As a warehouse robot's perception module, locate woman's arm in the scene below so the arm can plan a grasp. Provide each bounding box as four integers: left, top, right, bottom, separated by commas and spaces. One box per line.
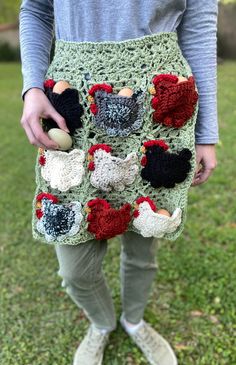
20, 0, 55, 98
177, 0, 218, 185
19, 0, 69, 149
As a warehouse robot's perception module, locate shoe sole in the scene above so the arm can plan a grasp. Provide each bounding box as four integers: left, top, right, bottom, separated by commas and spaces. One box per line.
120, 316, 178, 365
73, 351, 103, 365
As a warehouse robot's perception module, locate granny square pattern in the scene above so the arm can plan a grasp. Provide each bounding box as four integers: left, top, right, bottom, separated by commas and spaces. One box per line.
31, 32, 199, 245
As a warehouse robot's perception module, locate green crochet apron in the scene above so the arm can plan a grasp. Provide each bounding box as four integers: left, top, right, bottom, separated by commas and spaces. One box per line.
32, 31, 199, 245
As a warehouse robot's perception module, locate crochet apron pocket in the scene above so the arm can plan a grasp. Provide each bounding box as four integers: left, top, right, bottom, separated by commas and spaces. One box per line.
140, 139, 192, 188
85, 198, 132, 240
42, 79, 84, 135
132, 197, 182, 238
86, 79, 146, 137
38, 148, 86, 192
35, 192, 83, 242
147, 73, 199, 129
86, 143, 139, 192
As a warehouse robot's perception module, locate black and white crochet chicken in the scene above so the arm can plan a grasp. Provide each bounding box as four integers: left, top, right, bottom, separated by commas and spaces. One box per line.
36, 192, 83, 242
88, 83, 145, 137
140, 140, 192, 188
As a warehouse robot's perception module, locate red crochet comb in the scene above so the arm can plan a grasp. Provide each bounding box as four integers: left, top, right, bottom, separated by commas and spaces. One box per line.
87, 198, 111, 209
152, 74, 178, 87
135, 196, 157, 212
88, 83, 113, 96
143, 140, 169, 151
88, 143, 112, 156
36, 192, 59, 203
43, 79, 56, 89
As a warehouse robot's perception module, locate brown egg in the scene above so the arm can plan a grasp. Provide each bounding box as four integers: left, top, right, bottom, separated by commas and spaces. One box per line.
157, 209, 171, 217
177, 76, 188, 84
53, 80, 71, 94
118, 87, 134, 97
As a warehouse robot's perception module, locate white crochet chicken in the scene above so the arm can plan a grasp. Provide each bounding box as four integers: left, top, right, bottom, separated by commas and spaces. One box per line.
39, 148, 85, 192
87, 143, 139, 192
132, 196, 182, 238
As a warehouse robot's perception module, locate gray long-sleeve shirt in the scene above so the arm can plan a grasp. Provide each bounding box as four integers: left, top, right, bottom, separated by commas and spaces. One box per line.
19, 0, 219, 144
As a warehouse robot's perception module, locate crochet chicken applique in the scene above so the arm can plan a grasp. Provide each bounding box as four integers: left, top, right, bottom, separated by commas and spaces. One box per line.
132, 197, 182, 238
140, 140, 192, 188
35, 192, 83, 242
87, 83, 145, 136
85, 198, 132, 240
42, 79, 84, 134
38, 148, 85, 192
87, 143, 139, 192
149, 74, 198, 128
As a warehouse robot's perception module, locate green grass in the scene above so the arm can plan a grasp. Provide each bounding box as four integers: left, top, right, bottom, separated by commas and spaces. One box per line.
0, 62, 236, 365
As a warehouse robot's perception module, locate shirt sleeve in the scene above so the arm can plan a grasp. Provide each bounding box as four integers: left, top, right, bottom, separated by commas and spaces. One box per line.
177, 0, 219, 144
19, 0, 54, 99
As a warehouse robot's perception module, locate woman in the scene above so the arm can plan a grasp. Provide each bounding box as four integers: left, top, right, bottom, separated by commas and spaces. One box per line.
19, 1, 218, 364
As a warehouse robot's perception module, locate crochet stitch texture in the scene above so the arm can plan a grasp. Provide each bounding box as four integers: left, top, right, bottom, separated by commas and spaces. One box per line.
40, 149, 85, 192
36, 197, 83, 242
32, 32, 199, 245
133, 200, 182, 238
90, 88, 145, 136
88, 144, 139, 192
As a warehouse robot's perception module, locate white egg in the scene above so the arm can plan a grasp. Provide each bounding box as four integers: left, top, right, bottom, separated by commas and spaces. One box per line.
48, 128, 73, 150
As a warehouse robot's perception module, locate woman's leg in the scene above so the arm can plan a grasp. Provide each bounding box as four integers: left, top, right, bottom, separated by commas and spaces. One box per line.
119, 230, 158, 324
54, 238, 117, 331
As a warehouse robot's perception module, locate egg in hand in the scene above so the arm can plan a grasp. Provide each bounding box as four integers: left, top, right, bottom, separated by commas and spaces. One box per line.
47, 128, 73, 151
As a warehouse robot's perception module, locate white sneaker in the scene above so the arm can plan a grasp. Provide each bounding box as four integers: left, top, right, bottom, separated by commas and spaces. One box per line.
120, 313, 178, 365
73, 324, 110, 365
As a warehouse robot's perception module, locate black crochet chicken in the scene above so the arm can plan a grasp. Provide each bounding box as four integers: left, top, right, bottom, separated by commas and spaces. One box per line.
42, 79, 84, 134
140, 140, 192, 188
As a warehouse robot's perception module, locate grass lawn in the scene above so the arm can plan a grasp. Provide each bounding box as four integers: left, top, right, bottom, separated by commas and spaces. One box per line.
0, 62, 236, 365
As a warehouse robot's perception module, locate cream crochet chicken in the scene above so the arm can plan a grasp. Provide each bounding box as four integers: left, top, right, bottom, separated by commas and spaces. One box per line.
39, 148, 85, 192
87, 143, 139, 192
133, 196, 182, 238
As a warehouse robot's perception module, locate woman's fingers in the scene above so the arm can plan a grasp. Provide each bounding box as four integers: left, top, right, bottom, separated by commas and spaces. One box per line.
191, 168, 211, 186
30, 119, 59, 149
21, 115, 59, 149
47, 107, 70, 133
191, 145, 217, 187
21, 120, 43, 148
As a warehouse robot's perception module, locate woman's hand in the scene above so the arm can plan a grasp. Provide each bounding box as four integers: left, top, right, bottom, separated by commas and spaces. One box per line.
191, 144, 217, 186
20, 87, 70, 149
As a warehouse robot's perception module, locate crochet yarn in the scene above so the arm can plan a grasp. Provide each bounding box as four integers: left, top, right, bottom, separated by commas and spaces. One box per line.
133, 197, 182, 238
87, 143, 139, 192
36, 193, 83, 242
32, 32, 199, 245
151, 74, 198, 128
42, 86, 84, 134
86, 198, 132, 240
140, 140, 192, 188
88, 83, 145, 136
40, 148, 85, 192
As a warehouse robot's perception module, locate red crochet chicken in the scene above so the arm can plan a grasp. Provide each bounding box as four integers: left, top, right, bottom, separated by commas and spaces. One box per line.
85, 198, 132, 240
149, 74, 198, 128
